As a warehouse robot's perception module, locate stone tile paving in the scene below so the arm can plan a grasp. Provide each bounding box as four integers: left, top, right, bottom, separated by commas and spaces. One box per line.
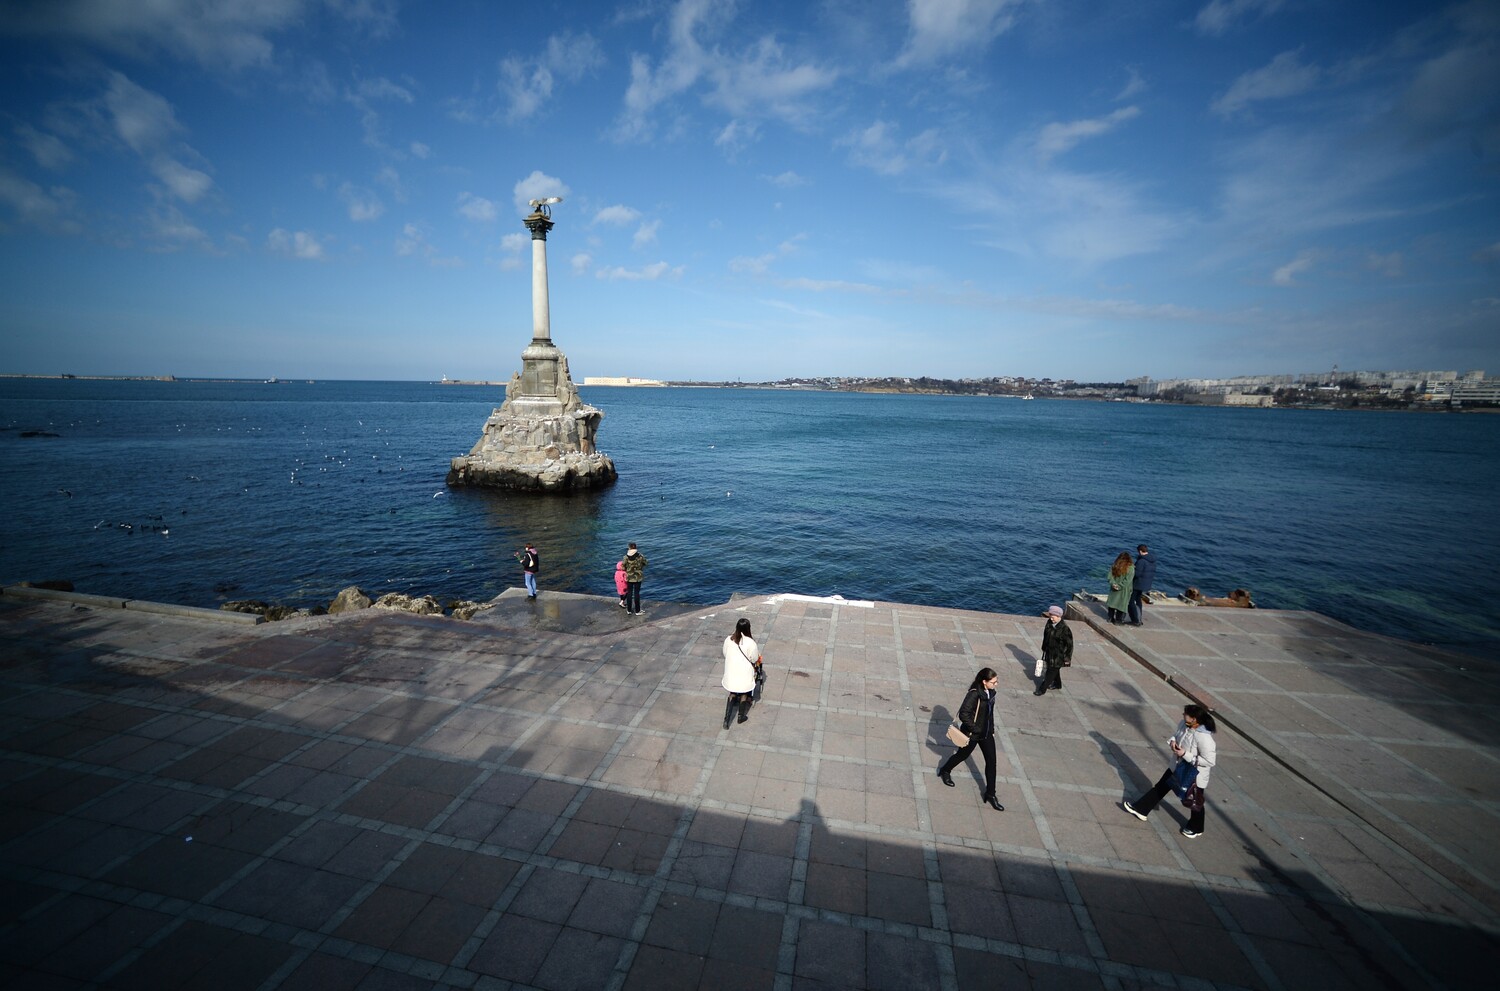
0, 588, 1495, 990
1084, 597, 1500, 929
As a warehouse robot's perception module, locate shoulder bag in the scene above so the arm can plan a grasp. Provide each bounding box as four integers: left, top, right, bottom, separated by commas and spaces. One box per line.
737, 641, 765, 702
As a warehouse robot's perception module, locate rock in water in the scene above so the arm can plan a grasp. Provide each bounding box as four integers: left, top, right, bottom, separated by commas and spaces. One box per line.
328, 586, 373, 614
372, 592, 443, 615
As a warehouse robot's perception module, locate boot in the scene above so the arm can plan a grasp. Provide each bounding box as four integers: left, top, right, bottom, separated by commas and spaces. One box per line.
736, 698, 751, 724
723, 696, 737, 730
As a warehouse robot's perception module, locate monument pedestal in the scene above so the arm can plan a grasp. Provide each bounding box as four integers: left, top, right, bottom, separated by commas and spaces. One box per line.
447, 351, 617, 492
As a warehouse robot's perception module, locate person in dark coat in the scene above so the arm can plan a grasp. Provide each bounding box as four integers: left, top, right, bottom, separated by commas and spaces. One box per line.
937, 668, 1004, 811
520, 543, 539, 600
1034, 605, 1073, 696
1128, 544, 1157, 626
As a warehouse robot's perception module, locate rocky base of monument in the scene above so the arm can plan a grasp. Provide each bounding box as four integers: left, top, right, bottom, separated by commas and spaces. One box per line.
446, 450, 617, 492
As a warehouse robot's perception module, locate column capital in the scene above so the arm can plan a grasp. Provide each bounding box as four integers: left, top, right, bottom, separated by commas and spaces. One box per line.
523, 211, 554, 240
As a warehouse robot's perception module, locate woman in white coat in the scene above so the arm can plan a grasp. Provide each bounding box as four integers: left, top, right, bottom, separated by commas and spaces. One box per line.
1122, 703, 1217, 838
721, 618, 762, 729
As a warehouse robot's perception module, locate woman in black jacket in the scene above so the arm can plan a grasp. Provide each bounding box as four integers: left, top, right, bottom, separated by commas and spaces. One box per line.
937, 668, 1004, 811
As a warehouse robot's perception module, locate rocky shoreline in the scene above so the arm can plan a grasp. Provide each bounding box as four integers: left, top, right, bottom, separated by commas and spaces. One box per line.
220, 585, 500, 622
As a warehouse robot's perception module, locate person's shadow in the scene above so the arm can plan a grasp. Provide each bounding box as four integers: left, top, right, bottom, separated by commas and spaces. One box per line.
1006, 643, 1037, 681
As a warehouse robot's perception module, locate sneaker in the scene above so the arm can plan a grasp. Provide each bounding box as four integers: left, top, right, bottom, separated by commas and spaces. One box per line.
636, 611, 646, 617
618, 601, 626, 609
1180, 827, 1201, 839
1122, 801, 1148, 822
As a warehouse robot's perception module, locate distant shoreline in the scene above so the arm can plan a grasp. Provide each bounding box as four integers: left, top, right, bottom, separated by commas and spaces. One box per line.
4, 374, 1493, 413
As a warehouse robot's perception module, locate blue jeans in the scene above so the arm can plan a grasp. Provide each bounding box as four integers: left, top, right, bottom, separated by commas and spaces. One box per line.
1128, 589, 1145, 624
525, 572, 537, 597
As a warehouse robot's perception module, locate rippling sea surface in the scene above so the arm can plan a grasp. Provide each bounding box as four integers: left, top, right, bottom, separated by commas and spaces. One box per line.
3, 379, 1499, 660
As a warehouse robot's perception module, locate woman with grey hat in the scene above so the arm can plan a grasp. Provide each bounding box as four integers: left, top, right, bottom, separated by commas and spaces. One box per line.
1034, 605, 1072, 696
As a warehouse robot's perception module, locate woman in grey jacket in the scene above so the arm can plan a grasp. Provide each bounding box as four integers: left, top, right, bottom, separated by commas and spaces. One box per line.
1122, 703, 1217, 838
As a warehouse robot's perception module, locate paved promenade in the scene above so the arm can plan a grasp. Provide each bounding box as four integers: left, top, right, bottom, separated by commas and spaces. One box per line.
1, 586, 1496, 990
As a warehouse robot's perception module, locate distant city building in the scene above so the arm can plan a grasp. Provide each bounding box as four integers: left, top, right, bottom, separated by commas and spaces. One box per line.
582, 377, 666, 387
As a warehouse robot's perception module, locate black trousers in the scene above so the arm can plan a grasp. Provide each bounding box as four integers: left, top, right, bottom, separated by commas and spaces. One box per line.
1038, 661, 1062, 691
939, 734, 997, 798
1133, 768, 1206, 832
625, 581, 642, 613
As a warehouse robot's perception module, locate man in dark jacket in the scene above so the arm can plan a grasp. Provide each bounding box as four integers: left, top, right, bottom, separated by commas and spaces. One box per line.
1035, 605, 1073, 696
1128, 544, 1157, 626
521, 543, 539, 600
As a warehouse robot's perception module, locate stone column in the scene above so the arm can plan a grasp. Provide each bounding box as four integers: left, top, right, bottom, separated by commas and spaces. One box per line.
524, 209, 554, 344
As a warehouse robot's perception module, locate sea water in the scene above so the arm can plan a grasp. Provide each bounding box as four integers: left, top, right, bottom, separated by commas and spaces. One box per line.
3, 379, 1498, 660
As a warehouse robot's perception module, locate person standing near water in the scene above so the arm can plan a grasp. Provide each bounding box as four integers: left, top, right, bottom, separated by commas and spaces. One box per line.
937, 668, 1005, 811
623, 543, 647, 615
721, 618, 762, 729
614, 560, 628, 609
521, 543, 539, 600
1034, 605, 1072, 696
1128, 544, 1156, 626
1105, 551, 1134, 624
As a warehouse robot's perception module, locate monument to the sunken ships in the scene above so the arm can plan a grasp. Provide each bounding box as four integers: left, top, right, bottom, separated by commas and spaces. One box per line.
446, 197, 617, 491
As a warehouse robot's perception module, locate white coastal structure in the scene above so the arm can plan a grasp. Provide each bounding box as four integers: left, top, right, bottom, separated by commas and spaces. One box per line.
446, 199, 617, 492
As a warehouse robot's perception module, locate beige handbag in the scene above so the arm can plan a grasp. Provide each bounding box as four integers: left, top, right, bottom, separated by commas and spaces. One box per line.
946, 723, 971, 748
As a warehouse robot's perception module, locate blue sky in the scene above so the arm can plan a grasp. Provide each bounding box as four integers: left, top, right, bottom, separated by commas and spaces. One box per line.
1, 0, 1497, 382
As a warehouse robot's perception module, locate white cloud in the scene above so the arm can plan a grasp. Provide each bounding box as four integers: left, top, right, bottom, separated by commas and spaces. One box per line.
894, 0, 1022, 69
374, 166, 404, 201
395, 224, 424, 256
16, 123, 73, 170
729, 253, 776, 275
571, 252, 592, 274
268, 227, 325, 260
1212, 50, 1321, 118
1035, 106, 1140, 164
763, 170, 809, 187
704, 36, 837, 125
614, 0, 835, 140
596, 261, 683, 280
457, 192, 498, 222
395, 222, 454, 266
500, 232, 527, 252
0, 0, 314, 71
778, 276, 882, 294
102, 72, 214, 203
409, 141, 430, 159
714, 118, 759, 158
1195, 0, 1285, 38
1116, 67, 1147, 102
512, 170, 570, 216
1367, 251, 1403, 277
345, 75, 415, 150
0, 167, 81, 233
633, 219, 661, 248
594, 204, 642, 226
843, 120, 946, 175
499, 31, 605, 122
339, 182, 383, 221
1272, 251, 1315, 285
143, 202, 210, 251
